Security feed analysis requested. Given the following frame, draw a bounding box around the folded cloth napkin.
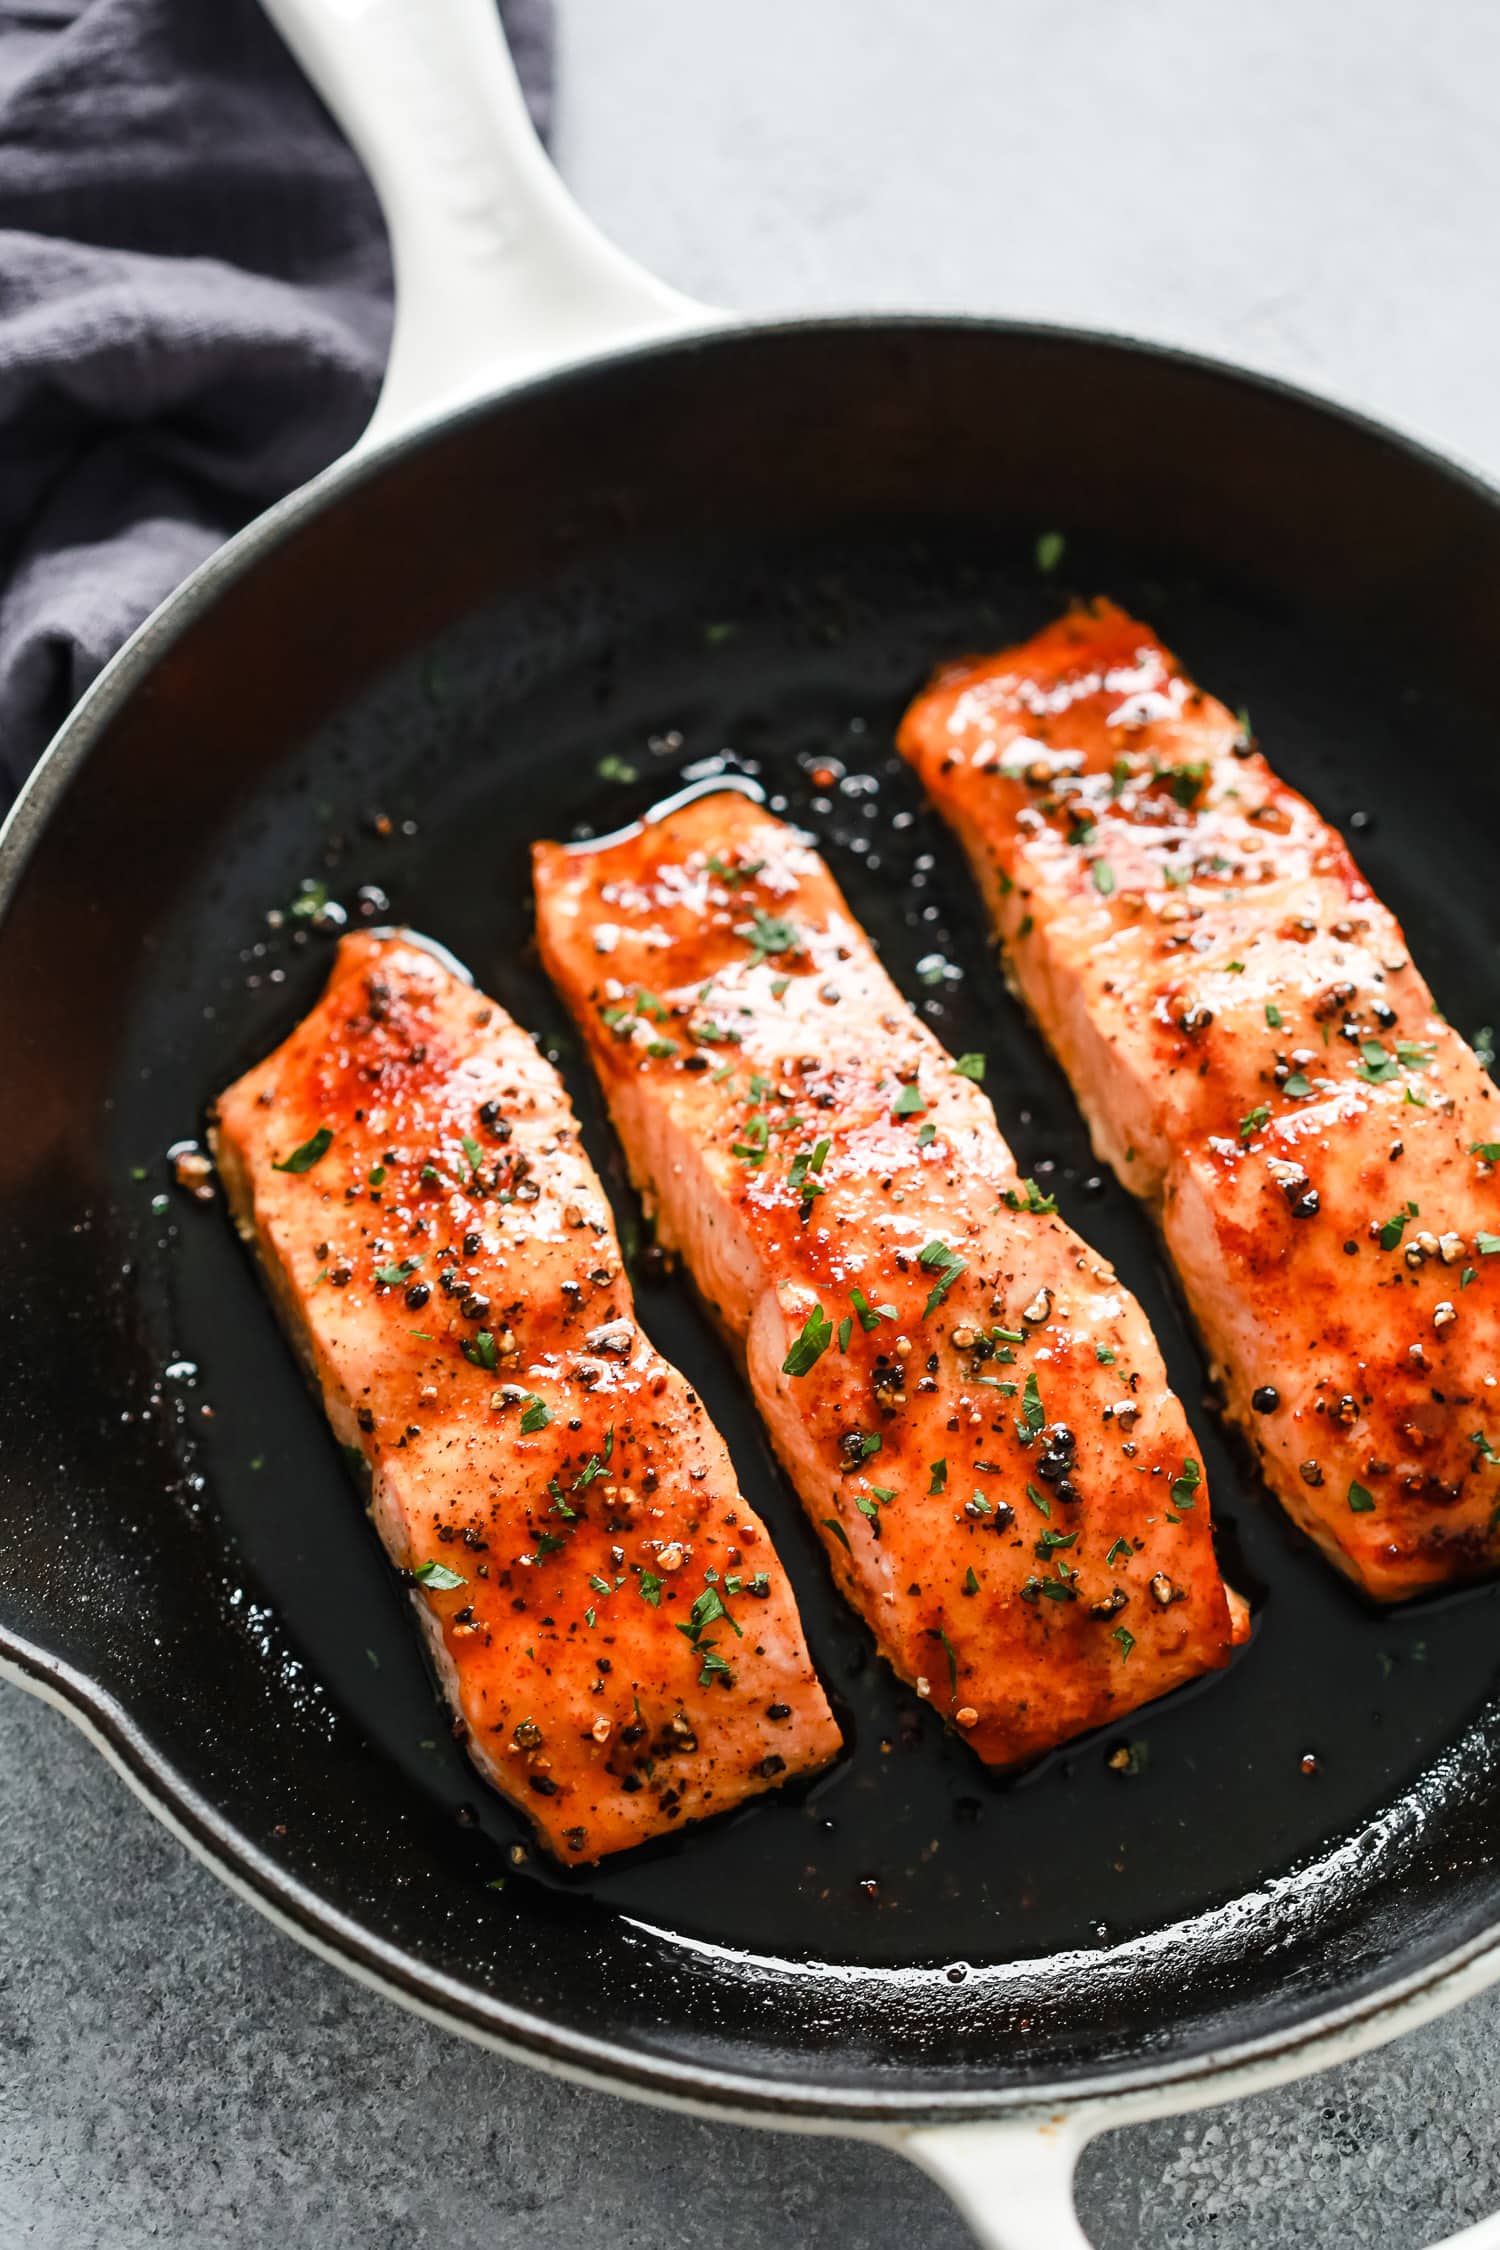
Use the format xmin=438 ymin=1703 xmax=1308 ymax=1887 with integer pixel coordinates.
xmin=0 ymin=0 xmax=553 ymax=805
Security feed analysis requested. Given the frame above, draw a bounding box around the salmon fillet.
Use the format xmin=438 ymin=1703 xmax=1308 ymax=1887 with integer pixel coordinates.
xmin=210 ymin=929 xmax=840 ymax=1862
xmin=899 ymin=600 xmax=1500 ymax=1600
xmin=533 ymin=790 xmax=1241 ymax=1767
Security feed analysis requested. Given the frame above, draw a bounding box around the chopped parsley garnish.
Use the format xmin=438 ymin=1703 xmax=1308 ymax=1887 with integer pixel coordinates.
xmin=646 ymin=1038 xmax=679 ymax=1060
xmin=692 ymin=1019 xmax=742 ymax=1046
xmin=1160 ymin=760 xmax=1209 ymax=808
xmin=850 ymin=1285 xmax=895 ymax=1332
xmin=368 ymin=1164 xmax=387 ymax=1188
xmin=917 ymin=1122 xmax=936 ymax=1147
xmin=787 ymin=1137 xmax=832 ymax=1211
xmin=412 ymin=1559 xmax=466 ymax=1590
xmin=1106 ymin=1537 xmax=1131 ymax=1567
xmin=1112 ymin=1624 xmax=1136 ymax=1660
xmin=821 ymin=1515 xmax=852 ymax=1552
xmin=929 ymin=1459 xmax=948 ymax=1494
xmin=1092 ymin=860 xmax=1116 ymax=897
xmin=519 ymin=1394 xmax=552 ymax=1433
xmin=1003 ymin=1177 xmax=1058 ymax=1214
xmin=783 ymin=1304 xmax=834 ymax=1376
xmin=637 ymin=1571 xmax=665 ymax=1608
xmin=678 ymin=1586 xmax=743 ymax=1644
xmin=1347 ymin=1481 xmax=1376 ymax=1513
xmin=1379 ymin=1204 xmax=1417 ymax=1251
xmin=837 ymin=1315 xmax=853 ymax=1352
xmin=272 ymin=1127 xmax=333 ymax=1174
xmin=462 ymin=1331 xmax=499 ymax=1371
xmin=1170 ymin=1459 xmax=1201 ymax=1508
xmin=1478 ymin=1232 xmax=1500 ymax=1256
xmin=1265 ymin=1003 xmax=1283 ymax=1028
xmin=1396 ymin=1042 xmax=1435 ymax=1069
xmin=374 ymin=1256 xmax=421 ymax=1286
xmin=963 ymin=1567 xmax=980 ymax=1595
xmin=854 ymin=1493 xmax=882 ymax=1526
xmin=1021 ymin=1371 xmax=1046 ymax=1433
xmin=953 ymin=1053 xmax=986 ymax=1082
xmin=699 ymin=1649 xmax=734 ymax=1686
xmin=290 ymin=879 xmax=328 ymax=920
xmin=1025 ymin=1482 xmax=1051 ymax=1519
xmin=1470 ymin=1142 xmax=1500 ymax=1162
xmin=893 ymin=1082 xmax=926 ymax=1117
xmin=935 ymin=1626 xmax=959 ymax=1699
xmin=918 ymin=1238 xmax=967 ymax=1316
xmin=588 ymin=1574 xmax=613 ymax=1599
xmin=1239 ymin=1105 xmax=1270 ymax=1140
xmin=732 ymin=1115 xmax=769 ymax=1166
xmin=707 ymin=852 xmax=764 ymax=888
xmin=596 ymin=752 xmax=638 ymax=783
xmin=1469 ymin=1430 xmax=1500 ymax=1465
xmin=1096 ymin=1343 xmax=1116 ymax=1365
xmin=461 ymin=1133 xmax=487 ymax=1188
xmin=1356 ymin=1039 xmax=1399 ymax=1086
xmin=737 ymin=910 xmax=801 ymax=964
xmin=1036 ymin=530 xmax=1065 ymax=575
xmin=1283 ymin=1072 xmax=1313 ymax=1098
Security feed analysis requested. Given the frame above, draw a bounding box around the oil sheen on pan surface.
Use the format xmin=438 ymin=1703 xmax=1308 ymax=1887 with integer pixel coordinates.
xmin=59 ymin=522 xmax=1500 ymax=1974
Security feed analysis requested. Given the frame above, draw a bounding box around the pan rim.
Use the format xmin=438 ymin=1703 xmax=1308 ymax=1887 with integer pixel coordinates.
xmin=6 ymin=309 xmax=1500 ymax=2121
xmin=10 ymin=1620 xmax=1500 ymax=2125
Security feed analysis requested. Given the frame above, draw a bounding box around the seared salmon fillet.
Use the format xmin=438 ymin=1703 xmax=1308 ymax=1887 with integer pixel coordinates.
xmin=210 ymin=929 xmax=840 ymax=1862
xmin=533 ymin=791 xmax=1240 ymax=1766
xmin=899 ymin=600 xmax=1500 ymax=1600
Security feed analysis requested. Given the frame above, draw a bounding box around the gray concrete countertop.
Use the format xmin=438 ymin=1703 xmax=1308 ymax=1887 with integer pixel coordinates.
xmin=6 ymin=2 xmax=1500 ymax=2243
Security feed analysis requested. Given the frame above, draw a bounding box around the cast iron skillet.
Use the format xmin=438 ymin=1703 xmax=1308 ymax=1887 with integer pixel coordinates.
xmin=2 ymin=5 xmax=1500 ymax=2244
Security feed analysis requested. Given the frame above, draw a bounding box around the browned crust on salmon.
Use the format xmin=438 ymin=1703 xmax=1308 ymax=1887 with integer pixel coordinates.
xmin=210 ymin=929 xmax=840 ymax=1861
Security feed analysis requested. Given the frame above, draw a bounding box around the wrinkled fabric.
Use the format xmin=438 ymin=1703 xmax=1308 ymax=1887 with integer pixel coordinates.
xmin=0 ymin=0 xmax=553 ymax=801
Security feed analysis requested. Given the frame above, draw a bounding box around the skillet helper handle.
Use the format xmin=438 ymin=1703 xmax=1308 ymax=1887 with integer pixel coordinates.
xmin=258 ymin=0 xmax=717 ymax=450
xmin=898 ymin=2115 xmax=1097 ymax=2250
xmin=900 ymin=2114 xmax=1500 ymax=2250
xmin=1431 ymin=2219 xmax=1500 ymax=2248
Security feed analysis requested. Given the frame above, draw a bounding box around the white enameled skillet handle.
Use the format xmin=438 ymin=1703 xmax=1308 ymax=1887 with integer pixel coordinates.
xmin=897 ymin=2115 xmax=1097 ymax=2250
xmin=258 ymin=0 xmax=717 ymax=451
xmin=1432 ymin=2217 xmax=1500 ymax=2248
xmin=897 ymin=2113 xmax=1500 ymax=2250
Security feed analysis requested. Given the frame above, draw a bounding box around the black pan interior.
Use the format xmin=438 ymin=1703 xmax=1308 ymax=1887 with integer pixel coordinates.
xmin=3 ymin=323 xmax=1500 ymax=2116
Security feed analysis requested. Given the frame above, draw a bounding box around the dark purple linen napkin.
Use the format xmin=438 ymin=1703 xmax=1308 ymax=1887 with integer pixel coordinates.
xmin=0 ymin=0 xmax=553 ymax=804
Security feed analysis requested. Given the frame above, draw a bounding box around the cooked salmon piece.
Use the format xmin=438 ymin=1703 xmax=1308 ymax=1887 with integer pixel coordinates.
xmin=533 ymin=790 xmax=1241 ymax=1767
xmin=210 ymin=929 xmax=840 ymax=1862
xmin=899 ymin=600 xmax=1500 ymax=1600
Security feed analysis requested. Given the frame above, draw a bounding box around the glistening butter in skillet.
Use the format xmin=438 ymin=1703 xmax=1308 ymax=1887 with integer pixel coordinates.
xmin=899 ymin=599 xmax=1500 ymax=1599
xmin=209 ymin=929 xmax=841 ymax=1863
xmin=534 ymin=790 xmax=1247 ymax=1768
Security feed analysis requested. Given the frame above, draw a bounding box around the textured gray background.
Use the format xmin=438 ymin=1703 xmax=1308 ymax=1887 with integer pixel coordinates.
xmin=6 ymin=1 xmax=1500 ymax=2243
